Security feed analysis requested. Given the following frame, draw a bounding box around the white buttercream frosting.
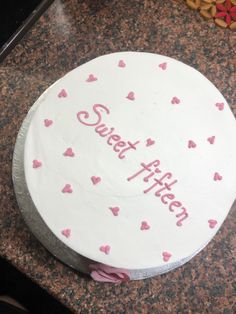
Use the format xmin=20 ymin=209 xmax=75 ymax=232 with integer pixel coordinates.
xmin=24 ymin=52 xmax=236 ymax=269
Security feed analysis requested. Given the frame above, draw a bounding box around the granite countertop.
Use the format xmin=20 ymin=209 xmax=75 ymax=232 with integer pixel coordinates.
xmin=0 ymin=0 xmax=236 ymax=313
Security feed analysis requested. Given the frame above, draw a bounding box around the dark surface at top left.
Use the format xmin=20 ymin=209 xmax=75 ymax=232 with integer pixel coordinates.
xmin=0 ymin=0 xmax=53 ymax=62
xmin=0 ymin=0 xmax=43 ymax=47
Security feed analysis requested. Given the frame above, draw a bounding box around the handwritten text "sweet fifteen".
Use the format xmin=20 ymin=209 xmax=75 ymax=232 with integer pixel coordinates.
xmin=127 ymin=160 xmax=189 ymax=226
xmin=77 ymin=104 xmax=140 ymax=159
xmin=77 ymin=105 xmax=189 ymax=226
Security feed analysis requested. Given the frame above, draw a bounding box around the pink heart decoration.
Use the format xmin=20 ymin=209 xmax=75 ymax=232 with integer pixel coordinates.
xmin=91 ymin=176 xmax=101 ymax=185
xmin=63 ymin=147 xmax=75 ymax=157
xmin=159 ymin=62 xmax=167 ymax=70
xmin=44 ymin=119 xmax=53 ymax=127
xmin=118 ymin=60 xmax=126 ymax=68
xmin=32 ymin=159 xmax=42 ymax=168
xmin=140 ymin=221 xmax=150 ymax=230
xmin=214 ymin=172 xmax=222 ymax=181
xmin=146 ymin=138 xmax=155 ymax=147
xmin=207 ymin=136 xmax=215 ymax=145
xmin=62 ymin=184 xmax=73 ymax=193
xmin=58 ymin=89 xmax=67 ymax=98
xmin=162 ymin=251 xmax=172 ymax=262
xmin=61 ymin=228 xmax=71 ymax=238
xmin=86 ymin=74 xmax=97 ymax=82
xmin=99 ymin=245 xmax=111 ymax=255
xmin=126 ymin=91 xmax=135 ymax=101
xmin=188 ymin=140 xmax=196 ymax=149
xmin=208 ymin=219 xmax=217 ymax=229
xmin=109 ymin=207 xmax=120 ymax=216
xmin=215 ymin=102 xmax=224 ymax=111
xmin=171 ymin=97 xmax=180 ymax=105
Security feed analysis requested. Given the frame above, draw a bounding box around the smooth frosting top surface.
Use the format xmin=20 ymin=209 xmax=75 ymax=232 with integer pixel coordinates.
xmin=24 ymin=52 xmax=236 ymax=269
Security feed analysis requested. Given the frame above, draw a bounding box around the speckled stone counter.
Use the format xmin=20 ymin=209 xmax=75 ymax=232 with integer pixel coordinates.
xmin=0 ymin=0 xmax=235 ymax=313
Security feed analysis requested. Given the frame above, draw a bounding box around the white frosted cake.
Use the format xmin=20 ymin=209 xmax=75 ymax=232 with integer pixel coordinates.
xmin=23 ymin=52 xmax=236 ymax=281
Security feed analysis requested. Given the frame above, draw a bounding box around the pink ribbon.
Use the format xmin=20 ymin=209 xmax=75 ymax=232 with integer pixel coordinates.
xmin=89 ymin=263 xmax=131 ymax=283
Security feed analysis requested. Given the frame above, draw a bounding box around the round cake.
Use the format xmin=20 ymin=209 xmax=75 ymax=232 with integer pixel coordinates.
xmin=23 ymin=52 xmax=236 ymax=277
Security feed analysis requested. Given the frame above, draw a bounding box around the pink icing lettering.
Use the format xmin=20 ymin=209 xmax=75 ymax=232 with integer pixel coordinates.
xmin=77 ymin=104 xmax=139 ymax=160
xmin=118 ymin=141 xmax=140 ymax=159
xmin=176 ymin=207 xmax=189 ymax=226
xmin=143 ymin=179 xmax=161 ymax=194
xmin=143 ymin=162 xmax=161 ymax=182
xmin=143 ymin=173 xmax=173 ymax=195
xmin=169 ymin=200 xmax=182 ymax=212
xmin=127 ymin=160 xmax=160 ymax=182
xmin=161 ymin=193 xmax=175 ymax=204
xmin=157 ymin=172 xmax=172 ymax=184
xmin=143 ymin=170 xmax=160 ymax=182
xmin=107 ymin=134 xmax=121 ymax=145
xmin=127 ymin=158 xmax=189 ymax=226
xmin=95 ymin=124 xmax=114 ymax=137
xmin=114 ymin=141 xmax=126 ymax=152
xmin=127 ymin=159 xmax=189 ymax=226
xmin=155 ymin=180 xmax=178 ymax=197
xmin=77 ymin=104 xmax=109 ymax=127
